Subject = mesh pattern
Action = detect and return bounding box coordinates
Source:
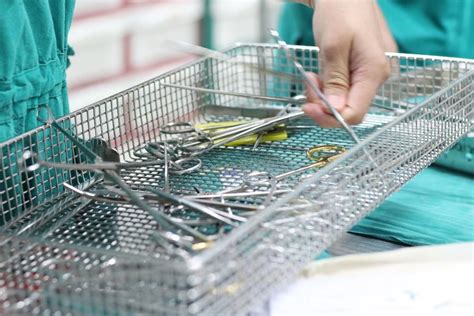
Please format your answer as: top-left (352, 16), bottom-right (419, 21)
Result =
top-left (0, 44), bottom-right (473, 315)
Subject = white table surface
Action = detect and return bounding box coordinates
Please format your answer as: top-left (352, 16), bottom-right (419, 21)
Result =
top-left (270, 242), bottom-right (474, 316)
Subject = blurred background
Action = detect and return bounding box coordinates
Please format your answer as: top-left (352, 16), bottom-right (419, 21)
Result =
top-left (68, 0), bottom-right (282, 111)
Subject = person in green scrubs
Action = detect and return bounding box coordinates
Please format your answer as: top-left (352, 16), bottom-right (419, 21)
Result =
top-left (0, 1), bottom-right (75, 142)
top-left (0, 1), bottom-right (76, 222)
top-left (281, 0), bottom-right (474, 246)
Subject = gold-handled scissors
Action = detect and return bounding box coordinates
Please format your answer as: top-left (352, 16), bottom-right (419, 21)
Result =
top-left (218, 144), bottom-right (346, 198)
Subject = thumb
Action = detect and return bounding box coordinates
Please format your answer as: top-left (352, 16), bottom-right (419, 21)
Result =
top-left (319, 43), bottom-right (351, 113)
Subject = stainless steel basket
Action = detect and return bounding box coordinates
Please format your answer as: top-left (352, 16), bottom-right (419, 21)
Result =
top-left (1, 43), bottom-right (473, 315)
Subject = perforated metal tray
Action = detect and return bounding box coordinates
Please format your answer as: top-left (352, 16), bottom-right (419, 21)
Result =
top-left (1, 44), bottom-right (473, 315)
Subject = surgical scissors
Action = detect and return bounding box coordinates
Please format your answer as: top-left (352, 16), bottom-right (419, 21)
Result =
top-left (62, 183), bottom-right (248, 223)
top-left (275, 144), bottom-right (346, 180)
top-left (26, 106), bottom-right (211, 245)
top-left (158, 110), bottom-right (306, 156)
top-left (169, 145), bottom-right (346, 222)
top-left (253, 95), bottom-right (307, 150)
top-left (23, 135), bottom-right (202, 177)
top-left (23, 147), bottom-right (202, 175)
top-left (219, 144), bottom-right (346, 198)
top-left (131, 142), bottom-right (202, 174)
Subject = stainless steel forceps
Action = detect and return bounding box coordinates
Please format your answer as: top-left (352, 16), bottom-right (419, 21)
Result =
top-left (158, 110), bottom-right (306, 156)
top-left (23, 106), bottom-right (212, 245)
top-left (219, 144), bottom-right (346, 198)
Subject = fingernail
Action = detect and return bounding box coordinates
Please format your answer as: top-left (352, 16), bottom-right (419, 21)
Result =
top-left (326, 95), bottom-right (345, 111)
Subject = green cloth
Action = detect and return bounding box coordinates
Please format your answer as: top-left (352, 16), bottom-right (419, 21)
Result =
top-left (352, 167), bottom-right (474, 245)
top-left (278, 1), bottom-right (474, 58)
top-left (0, 0), bottom-right (75, 142)
top-left (0, 1), bottom-right (75, 223)
top-left (377, 0), bottom-right (474, 59)
top-left (278, 2), bottom-right (474, 246)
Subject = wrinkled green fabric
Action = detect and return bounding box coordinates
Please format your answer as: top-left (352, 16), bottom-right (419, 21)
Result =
top-left (278, 1), bottom-right (474, 58)
top-left (0, 0), bottom-right (75, 224)
top-left (377, 0), bottom-right (474, 59)
top-left (352, 167), bottom-right (474, 245)
top-left (278, 2), bottom-right (474, 245)
top-left (0, 0), bottom-right (75, 141)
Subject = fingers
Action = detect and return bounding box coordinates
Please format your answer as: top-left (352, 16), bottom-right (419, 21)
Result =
top-left (303, 0), bottom-right (393, 128)
top-left (314, 14), bottom-right (351, 113)
top-left (301, 73), bottom-right (328, 126)
top-left (302, 72), bottom-right (343, 127)
top-left (344, 59), bottom-right (390, 125)
top-left (309, 0), bottom-right (356, 124)
top-left (303, 53), bottom-right (389, 127)
top-left (303, 72), bottom-right (323, 103)
top-left (341, 82), bottom-right (378, 125)
top-left (303, 102), bottom-right (340, 128)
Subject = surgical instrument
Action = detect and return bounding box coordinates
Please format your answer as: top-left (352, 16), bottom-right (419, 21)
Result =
top-left (221, 144), bottom-right (346, 197)
top-left (274, 144), bottom-right (346, 180)
top-left (269, 29), bottom-right (362, 146)
top-left (161, 82), bottom-right (308, 105)
top-left (62, 183), bottom-right (250, 223)
top-left (160, 121), bottom-right (287, 152)
top-left (170, 40), bottom-right (303, 82)
top-left (23, 148), bottom-right (202, 175)
top-left (151, 231), bottom-right (212, 253)
top-left (185, 189), bottom-right (292, 200)
top-left (253, 95), bottom-right (307, 150)
top-left (269, 30), bottom-right (382, 172)
top-left (31, 106), bottom-right (211, 243)
top-left (163, 141), bottom-right (170, 192)
top-left (145, 187), bottom-right (242, 226)
top-left (161, 111), bottom-right (306, 156)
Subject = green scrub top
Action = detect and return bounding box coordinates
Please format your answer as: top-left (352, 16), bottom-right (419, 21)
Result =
top-left (0, 1), bottom-right (75, 223)
top-left (278, 1), bottom-right (474, 58)
top-left (278, 1), bottom-right (474, 246)
top-left (0, 0), bottom-right (75, 142)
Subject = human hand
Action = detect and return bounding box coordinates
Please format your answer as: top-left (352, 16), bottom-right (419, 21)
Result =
top-left (302, 0), bottom-right (397, 127)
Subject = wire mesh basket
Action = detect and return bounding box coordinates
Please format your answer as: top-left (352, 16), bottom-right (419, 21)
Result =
top-left (1, 43), bottom-right (473, 315)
